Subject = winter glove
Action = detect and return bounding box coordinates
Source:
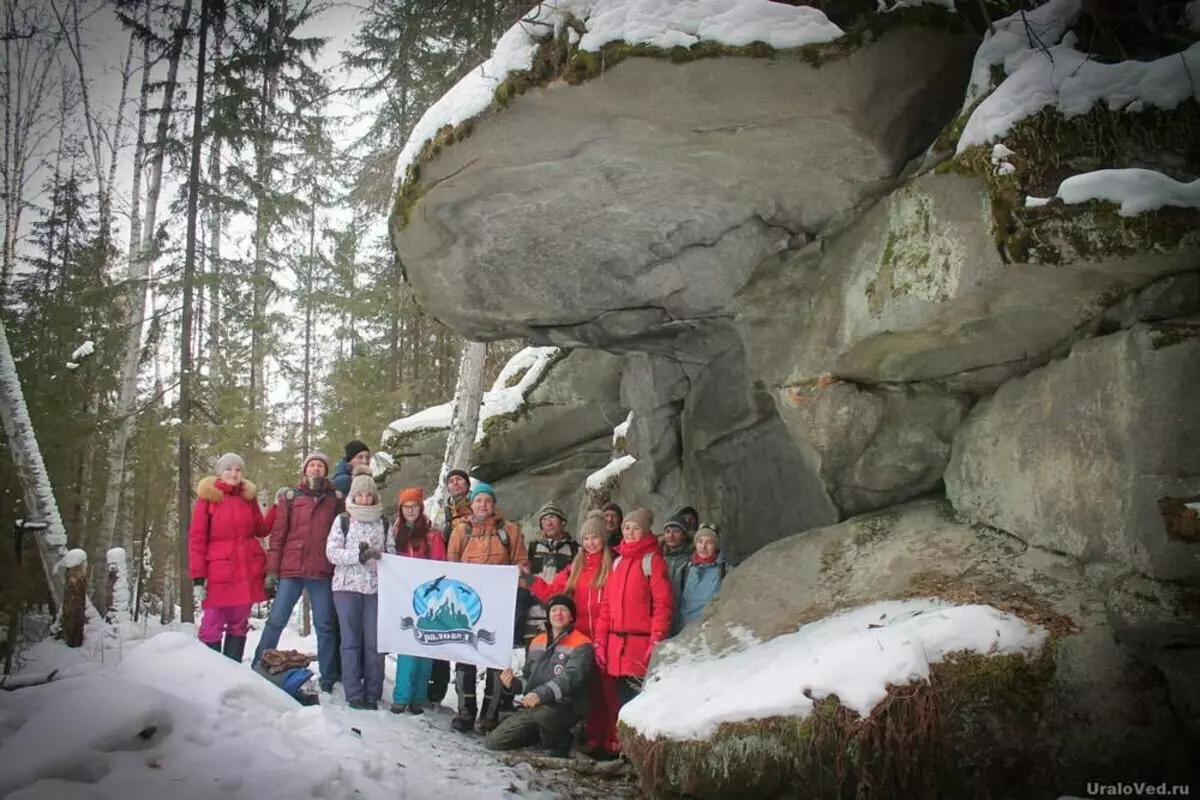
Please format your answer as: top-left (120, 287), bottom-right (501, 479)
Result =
top-left (358, 541), bottom-right (381, 563)
top-left (193, 578), bottom-right (206, 604)
top-left (265, 572), bottom-right (279, 598)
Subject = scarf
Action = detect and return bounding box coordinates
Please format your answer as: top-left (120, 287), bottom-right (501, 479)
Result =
top-left (346, 498), bottom-right (383, 524)
top-left (691, 551), bottom-right (718, 565)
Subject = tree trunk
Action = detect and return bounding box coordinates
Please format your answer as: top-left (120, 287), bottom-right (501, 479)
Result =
top-left (0, 316), bottom-right (70, 610)
top-left (301, 201), bottom-right (314, 453)
top-left (177, 0), bottom-right (211, 624)
top-left (59, 551), bottom-right (88, 648)
top-left (96, 0), bottom-right (194, 588)
top-left (433, 341), bottom-right (487, 509)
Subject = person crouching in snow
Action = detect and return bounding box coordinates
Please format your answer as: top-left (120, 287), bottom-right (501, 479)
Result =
top-left (485, 595), bottom-right (593, 758)
top-left (526, 510), bottom-right (619, 760)
top-left (672, 524), bottom-right (729, 635)
top-left (390, 487), bottom-right (445, 715)
top-left (325, 474), bottom-right (389, 710)
top-left (188, 452), bottom-right (269, 663)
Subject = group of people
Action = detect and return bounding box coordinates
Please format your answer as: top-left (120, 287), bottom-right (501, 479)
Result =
top-left (186, 439), bottom-right (730, 761)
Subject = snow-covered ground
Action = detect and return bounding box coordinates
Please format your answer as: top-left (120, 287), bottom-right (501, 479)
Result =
top-left (0, 618), bottom-right (579, 799)
top-left (621, 599), bottom-right (1048, 741)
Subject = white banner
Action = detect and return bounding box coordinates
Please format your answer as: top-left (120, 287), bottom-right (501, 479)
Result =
top-left (376, 554), bottom-right (518, 670)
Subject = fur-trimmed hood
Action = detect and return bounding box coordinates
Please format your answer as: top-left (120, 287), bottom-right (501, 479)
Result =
top-left (197, 475), bottom-right (258, 503)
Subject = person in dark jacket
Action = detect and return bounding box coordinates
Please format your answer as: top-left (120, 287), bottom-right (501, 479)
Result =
top-left (660, 515), bottom-right (693, 591)
top-left (188, 453), bottom-right (269, 663)
top-left (675, 506), bottom-right (700, 535)
top-left (331, 440), bottom-right (371, 496)
top-left (523, 501), bottom-right (579, 647)
top-left (601, 502), bottom-right (624, 550)
top-left (672, 524), bottom-right (729, 634)
top-left (252, 451), bottom-right (345, 691)
top-left (485, 594), bottom-right (594, 757)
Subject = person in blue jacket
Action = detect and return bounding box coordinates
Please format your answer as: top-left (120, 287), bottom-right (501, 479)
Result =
top-left (672, 524), bottom-right (729, 634)
top-left (332, 440), bottom-right (371, 495)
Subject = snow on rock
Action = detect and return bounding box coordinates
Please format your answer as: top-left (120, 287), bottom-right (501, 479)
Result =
top-left (1052, 168), bottom-right (1200, 215)
top-left (586, 454), bottom-right (637, 490)
top-left (612, 411), bottom-right (632, 448)
top-left (959, 9), bottom-right (1200, 153)
top-left (383, 346), bottom-right (562, 445)
top-left (620, 598), bottom-right (1047, 741)
top-left (64, 362), bottom-right (79, 370)
top-left (879, 0), bottom-right (956, 10)
top-left (69, 341), bottom-right (95, 361)
top-left (394, 0), bottom-right (845, 185)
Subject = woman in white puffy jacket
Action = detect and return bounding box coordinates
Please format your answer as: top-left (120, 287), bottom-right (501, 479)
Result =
top-left (325, 472), bottom-right (389, 710)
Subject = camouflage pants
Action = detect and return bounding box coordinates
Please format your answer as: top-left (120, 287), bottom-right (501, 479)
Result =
top-left (483, 703), bottom-right (579, 752)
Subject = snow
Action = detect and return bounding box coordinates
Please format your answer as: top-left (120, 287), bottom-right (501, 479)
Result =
top-left (383, 346), bottom-right (562, 446)
top-left (620, 598), bottom-right (1048, 741)
top-left (959, 6), bottom-right (1200, 153)
top-left (1025, 195), bottom-right (1052, 207)
top-left (64, 362), bottom-right (79, 370)
top-left (59, 548), bottom-right (87, 569)
top-left (586, 454), bottom-right (637, 490)
top-left (106, 548), bottom-right (132, 624)
top-left (1051, 168), bottom-right (1200, 215)
top-left (878, 0), bottom-right (955, 10)
top-left (394, 0), bottom-right (845, 185)
top-left (70, 340), bottom-right (95, 361)
top-left (612, 411), bottom-right (632, 447)
top-left (960, 0), bottom-right (1080, 112)
top-left (0, 621), bottom-right (561, 799)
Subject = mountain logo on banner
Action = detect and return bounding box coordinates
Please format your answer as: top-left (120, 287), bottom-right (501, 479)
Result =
top-left (400, 576), bottom-right (497, 648)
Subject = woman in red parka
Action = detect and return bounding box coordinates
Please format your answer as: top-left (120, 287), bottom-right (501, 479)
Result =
top-left (593, 507), bottom-right (674, 752)
top-left (528, 510), bottom-right (618, 758)
top-left (188, 452), bottom-right (269, 663)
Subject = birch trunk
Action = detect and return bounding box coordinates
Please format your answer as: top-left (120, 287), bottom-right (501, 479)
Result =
top-left (0, 316), bottom-right (70, 610)
top-left (432, 341), bottom-right (487, 509)
top-left (95, 0), bottom-right (194, 588)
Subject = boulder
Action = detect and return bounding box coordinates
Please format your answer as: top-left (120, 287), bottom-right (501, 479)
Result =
top-left (494, 436), bottom-right (614, 538)
top-left (946, 320), bottom-right (1200, 581)
top-left (623, 500), bottom-right (1194, 797)
top-left (396, 27), bottom-right (977, 345)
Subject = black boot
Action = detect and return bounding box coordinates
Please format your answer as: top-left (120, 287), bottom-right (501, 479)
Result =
top-left (204, 640), bottom-right (221, 652)
top-left (222, 635), bottom-right (247, 663)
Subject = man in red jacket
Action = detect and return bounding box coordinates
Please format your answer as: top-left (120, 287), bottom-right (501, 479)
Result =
top-left (251, 452), bottom-right (345, 692)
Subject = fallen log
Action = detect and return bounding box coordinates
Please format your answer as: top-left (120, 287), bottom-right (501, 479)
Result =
top-left (499, 753), bottom-right (631, 777)
top-left (0, 668), bottom-right (59, 691)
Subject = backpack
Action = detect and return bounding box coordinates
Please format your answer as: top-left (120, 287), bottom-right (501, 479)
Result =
top-left (338, 512), bottom-right (390, 541)
top-left (676, 560), bottom-right (729, 594)
top-left (612, 551), bottom-right (655, 580)
top-left (456, 516), bottom-right (509, 547)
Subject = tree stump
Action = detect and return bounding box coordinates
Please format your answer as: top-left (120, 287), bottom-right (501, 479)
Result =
top-left (59, 554), bottom-right (89, 648)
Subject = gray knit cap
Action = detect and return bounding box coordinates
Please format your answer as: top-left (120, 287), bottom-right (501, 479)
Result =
top-left (537, 501), bottom-right (567, 524)
top-left (300, 451), bottom-right (332, 474)
top-left (214, 453), bottom-right (245, 473)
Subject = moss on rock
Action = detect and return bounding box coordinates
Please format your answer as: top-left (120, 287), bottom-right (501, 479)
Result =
top-left (938, 101), bottom-right (1200, 265)
top-left (620, 638), bottom-right (1059, 799)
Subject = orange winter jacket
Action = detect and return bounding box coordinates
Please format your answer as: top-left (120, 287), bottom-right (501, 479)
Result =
top-left (447, 513), bottom-right (531, 570)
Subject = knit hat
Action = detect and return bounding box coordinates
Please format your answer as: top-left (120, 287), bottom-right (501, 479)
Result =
top-left (625, 508), bottom-right (653, 533)
top-left (537, 501), bottom-right (567, 524)
top-left (349, 474), bottom-right (378, 502)
top-left (547, 594), bottom-right (576, 621)
top-left (695, 524), bottom-right (720, 546)
top-left (398, 487), bottom-right (424, 506)
top-left (446, 469), bottom-right (471, 487)
top-left (300, 451), bottom-right (332, 474)
top-left (601, 502), bottom-right (623, 518)
top-left (580, 510), bottom-right (607, 541)
top-left (344, 440), bottom-right (370, 461)
top-left (663, 514), bottom-right (689, 534)
top-left (469, 482), bottom-right (496, 502)
top-left (214, 452), bottom-right (245, 473)
top-left (676, 506), bottom-right (699, 519)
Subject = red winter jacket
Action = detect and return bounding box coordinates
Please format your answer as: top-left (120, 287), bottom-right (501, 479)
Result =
top-left (392, 516), bottom-right (446, 561)
top-left (531, 550), bottom-right (606, 640)
top-left (593, 536), bottom-right (674, 678)
top-left (188, 477), bottom-right (269, 609)
top-left (266, 481), bottom-right (344, 579)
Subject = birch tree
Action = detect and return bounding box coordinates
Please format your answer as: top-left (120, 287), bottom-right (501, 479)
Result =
top-left (96, 0), bottom-right (194, 599)
top-left (432, 341), bottom-right (486, 509)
